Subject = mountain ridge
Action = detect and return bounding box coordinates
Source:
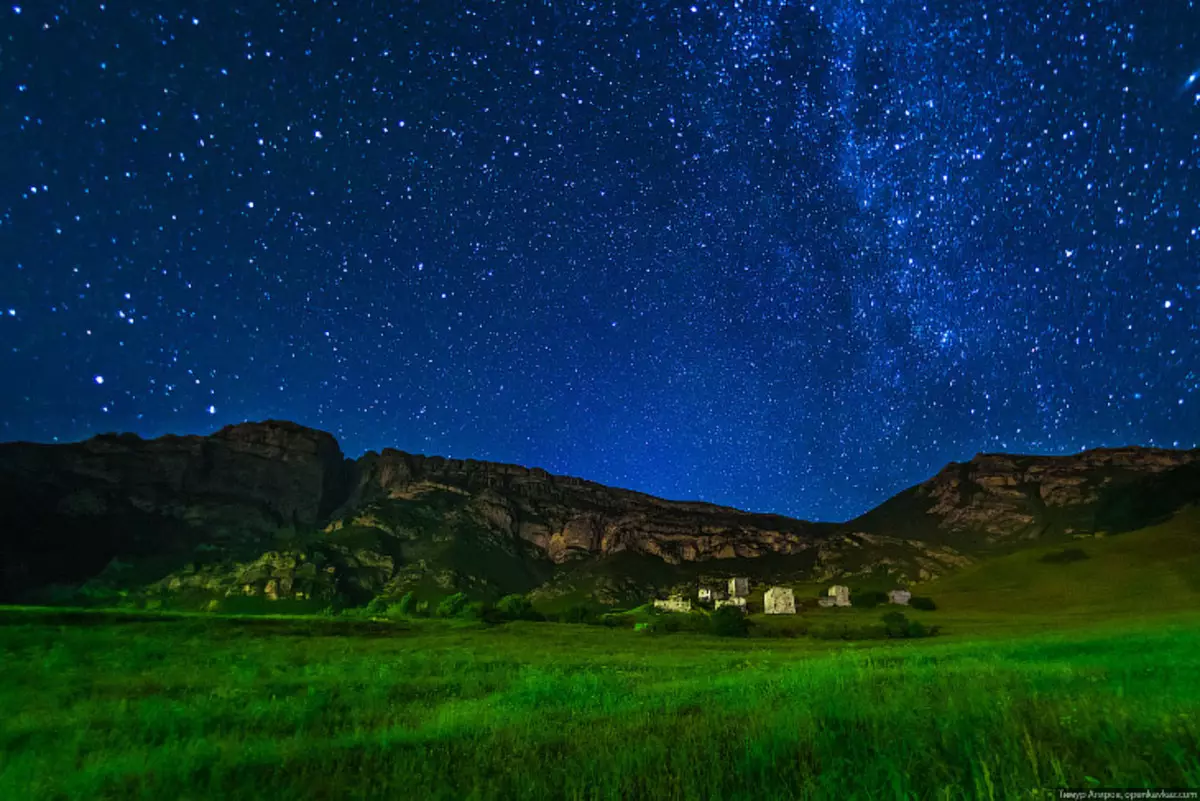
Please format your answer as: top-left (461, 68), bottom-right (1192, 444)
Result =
top-left (1, 420), bottom-right (1196, 608)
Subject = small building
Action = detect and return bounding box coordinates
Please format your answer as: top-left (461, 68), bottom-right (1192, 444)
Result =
top-left (828, 585), bottom-right (851, 607)
top-left (698, 587), bottom-right (713, 602)
top-left (728, 577), bottom-right (749, 599)
top-left (764, 586), bottom-right (796, 615)
top-left (653, 595), bottom-right (692, 613)
top-left (715, 597), bottom-right (747, 611)
top-left (888, 589), bottom-right (911, 606)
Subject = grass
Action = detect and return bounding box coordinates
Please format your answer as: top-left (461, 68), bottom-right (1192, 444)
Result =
top-left (1, 606), bottom-right (1198, 800)
top-left (3, 510), bottom-right (1199, 799)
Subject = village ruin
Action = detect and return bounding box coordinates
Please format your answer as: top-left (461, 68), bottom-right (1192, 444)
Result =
top-left (818, 584), bottom-right (851, 608)
top-left (763, 586), bottom-right (796, 615)
top-left (652, 595), bottom-right (692, 613)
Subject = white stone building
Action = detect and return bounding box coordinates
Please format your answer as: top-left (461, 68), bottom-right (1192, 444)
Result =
top-left (764, 586), bottom-right (796, 615)
top-left (728, 577), bottom-right (749, 599)
top-left (827, 585), bottom-right (851, 607)
top-left (653, 595), bottom-right (692, 613)
top-left (888, 589), bottom-right (912, 606)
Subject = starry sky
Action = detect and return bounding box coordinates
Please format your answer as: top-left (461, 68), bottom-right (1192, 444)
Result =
top-left (2, 1), bottom-right (1198, 522)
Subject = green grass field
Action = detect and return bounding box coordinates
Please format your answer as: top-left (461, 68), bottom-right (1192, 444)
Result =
top-left (2, 513), bottom-right (1199, 800)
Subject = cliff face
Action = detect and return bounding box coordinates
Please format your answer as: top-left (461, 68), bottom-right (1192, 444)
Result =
top-left (854, 447), bottom-right (1200, 547)
top-left (1, 421), bottom-right (1195, 606)
top-left (346, 448), bottom-right (826, 565)
top-left (0, 421), bottom-right (351, 599)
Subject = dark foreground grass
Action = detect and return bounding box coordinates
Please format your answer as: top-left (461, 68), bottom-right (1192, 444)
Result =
top-left (2, 608), bottom-right (1198, 800)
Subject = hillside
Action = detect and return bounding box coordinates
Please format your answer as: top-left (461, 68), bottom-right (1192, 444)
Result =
top-left (1, 420), bottom-right (1197, 610)
top-left (912, 506), bottom-right (1200, 618)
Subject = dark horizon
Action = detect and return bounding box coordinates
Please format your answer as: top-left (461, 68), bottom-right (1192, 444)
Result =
top-left (4, 416), bottom-right (1197, 525)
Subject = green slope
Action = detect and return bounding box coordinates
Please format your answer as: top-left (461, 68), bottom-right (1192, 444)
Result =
top-left (912, 505), bottom-right (1200, 617)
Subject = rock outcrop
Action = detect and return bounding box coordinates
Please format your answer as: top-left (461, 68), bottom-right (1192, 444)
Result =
top-left (343, 447), bottom-right (829, 566)
top-left (852, 447), bottom-right (1200, 548)
top-left (0, 421), bottom-right (351, 599)
top-left (1, 422), bottom-right (1196, 606)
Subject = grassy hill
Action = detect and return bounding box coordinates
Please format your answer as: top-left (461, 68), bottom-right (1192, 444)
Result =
top-left (913, 506), bottom-right (1200, 618)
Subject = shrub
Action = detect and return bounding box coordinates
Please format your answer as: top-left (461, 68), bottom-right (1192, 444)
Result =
top-left (364, 597), bottom-right (389, 617)
top-left (879, 611), bottom-right (939, 638)
top-left (809, 622), bottom-right (886, 641)
top-left (561, 603), bottom-right (595, 624)
top-left (882, 611), bottom-right (911, 638)
top-left (909, 596), bottom-right (937, 611)
top-left (1039, 548), bottom-right (1089, 564)
top-left (436, 593), bottom-right (469, 618)
top-left (710, 605), bottom-right (750, 638)
top-left (397, 592), bottom-right (417, 616)
top-left (854, 590), bottom-right (888, 609)
top-left (458, 601), bottom-right (498, 622)
top-left (496, 594), bottom-right (537, 621)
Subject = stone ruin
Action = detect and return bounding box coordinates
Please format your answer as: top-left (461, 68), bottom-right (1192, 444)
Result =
top-left (827, 584), bottom-right (851, 607)
top-left (653, 595), bottom-right (692, 613)
top-left (763, 586), bottom-right (796, 615)
top-left (714, 597), bottom-right (746, 611)
top-left (728, 577), bottom-right (749, 599)
top-left (888, 589), bottom-right (912, 606)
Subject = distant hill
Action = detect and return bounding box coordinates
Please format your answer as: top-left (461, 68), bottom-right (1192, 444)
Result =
top-left (1, 421), bottom-right (1196, 610)
top-left (850, 447), bottom-right (1200, 548)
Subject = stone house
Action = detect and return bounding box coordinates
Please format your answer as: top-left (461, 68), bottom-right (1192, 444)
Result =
top-left (653, 595), bottom-right (692, 613)
top-left (764, 586), bottom-right (796, 615)
top-left (888, 589), bottom-right (911, 605)
top-left (827, 585), bottom-right (851, 607)
top-left (698, 587), bottom-right (713, 602)
top-left (728, 577), bottom-right (749, 599)
top-left (714, 597), bottom-right (747, 611)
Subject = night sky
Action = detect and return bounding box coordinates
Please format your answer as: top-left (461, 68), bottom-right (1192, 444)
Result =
top-left (2, 2), bottom-right (1198, 522)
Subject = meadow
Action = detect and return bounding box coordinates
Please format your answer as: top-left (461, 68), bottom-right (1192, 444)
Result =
top-left (2, 604), bottom-right (1198, 801)
top-left (4, 514), bottom-right (1200, 799)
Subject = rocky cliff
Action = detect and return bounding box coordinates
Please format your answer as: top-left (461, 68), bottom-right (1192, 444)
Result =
top-left (0, 421), bottom-right (351, 600)
top-left (1, 422), bottom-right (1195, 607)
top-left (852, 447), bottom-right (1200, 547)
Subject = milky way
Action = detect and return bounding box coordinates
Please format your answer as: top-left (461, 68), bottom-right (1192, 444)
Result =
top-left (2, 1), bottom-right (1198, 521)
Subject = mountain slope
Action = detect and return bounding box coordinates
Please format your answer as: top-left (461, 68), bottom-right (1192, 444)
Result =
top-left (912, 505), bottom-right (1200, 617)
top-left (850, 447), bottom-right (1200, 548)
top-left (1, 421), bottom-right (1196, 609)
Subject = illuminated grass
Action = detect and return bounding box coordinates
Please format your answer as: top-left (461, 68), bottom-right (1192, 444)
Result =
top-left (1, 608), bottom-right (1198, 800)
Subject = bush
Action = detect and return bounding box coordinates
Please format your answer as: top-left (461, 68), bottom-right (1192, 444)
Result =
top-left (909, 596), bottom-right (937, 611)
top-left (364, 597), bottom-right (390, 617)
top-left (882, 611), bottom-right (911, 638)
top-left (880, 611), bottom-right (938, 638)
top-left (436, 592), bottom-right (469, 618)
top-left (496, 594), bottom-right (538, 621)
top-left (561, 603), bottom-right (596, 624)
top-left (1039, 548), bottom-right (1089, 564)
top-left (710, 605), bottom-right (750, 638)
top-left (809, 623), bottom-right (887, 641)
top-left (854, 590), bottom-right (888, 609)
top-left (458, 601), bottom-right (499, 623)
top-left (397, 592), bottom-right (417, 616)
